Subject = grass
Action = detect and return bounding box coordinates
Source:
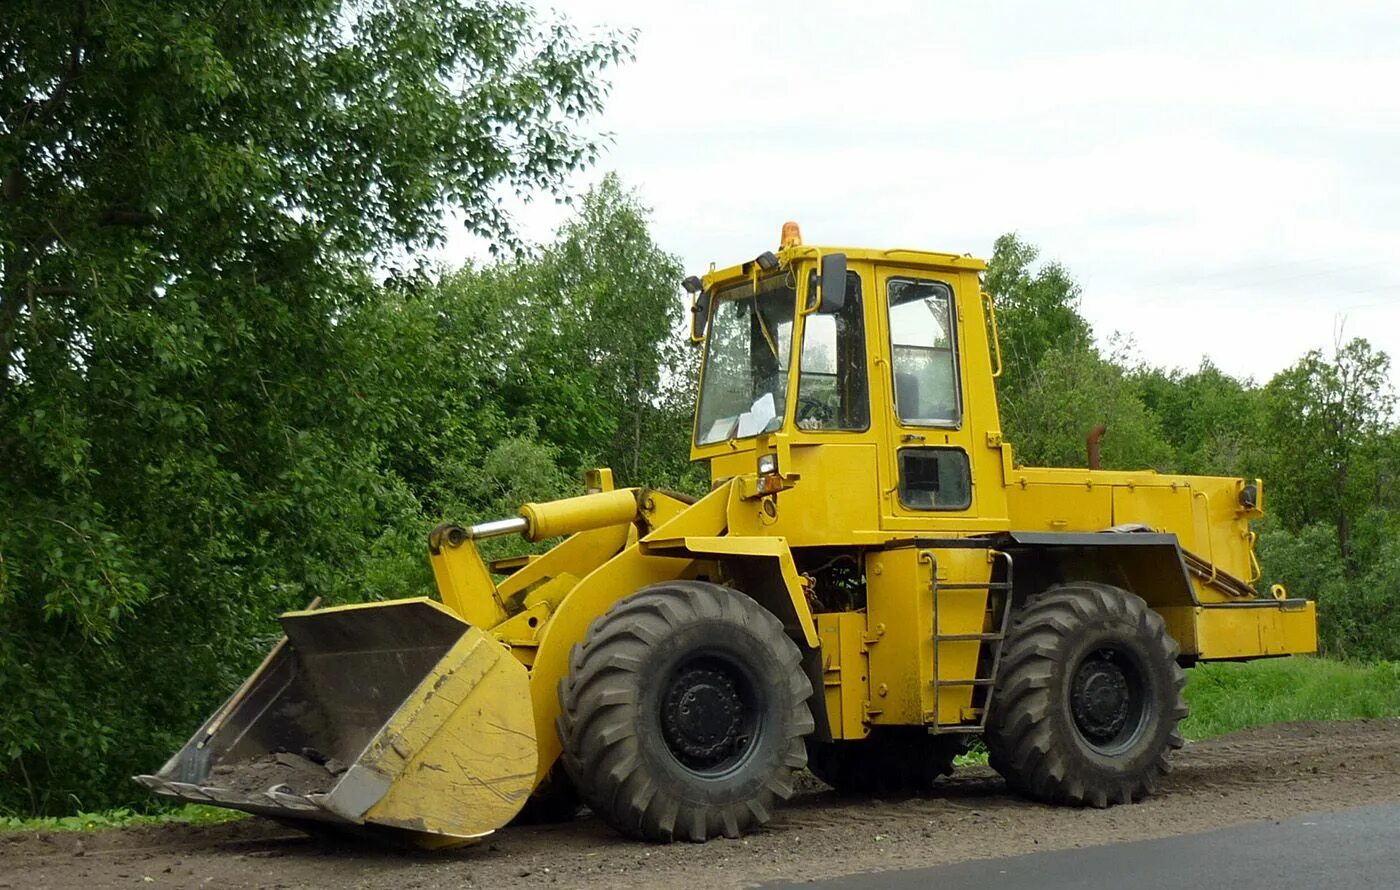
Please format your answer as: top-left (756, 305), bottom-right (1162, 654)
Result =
top-left (1180, 655), bottom-right (1400, 741)
top-left (0, 803), bottom-right (245, 834)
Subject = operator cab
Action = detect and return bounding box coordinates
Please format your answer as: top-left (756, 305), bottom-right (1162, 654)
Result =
top-left (690, 225), bottom-right (972, 452)
top-left (686, 223), bottom-right (1002, 542)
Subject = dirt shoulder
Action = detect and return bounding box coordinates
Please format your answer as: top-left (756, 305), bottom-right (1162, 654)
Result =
top-left (4, 718), bottom-right (1398, 890)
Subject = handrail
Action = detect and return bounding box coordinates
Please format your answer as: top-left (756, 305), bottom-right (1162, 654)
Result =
top-left (1191, 489), bottom-right (1219, 584)
top-left (1246, 530), bottom-right (1262, 583)
top-left (922, 551), bottom-right (939, 710)
top-left (983, 291), bottom-right (1004, 379)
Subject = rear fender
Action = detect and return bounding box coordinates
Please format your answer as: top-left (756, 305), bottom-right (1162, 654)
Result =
top-left (1005, 532), bottom-right (1196, 609)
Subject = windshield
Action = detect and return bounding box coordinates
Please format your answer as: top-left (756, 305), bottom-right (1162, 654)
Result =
top-left (695, 274), bottom-right (796, 445)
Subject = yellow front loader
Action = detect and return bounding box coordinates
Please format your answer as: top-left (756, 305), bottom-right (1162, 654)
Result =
top-left (139, 225), bottom-right (1316, 846)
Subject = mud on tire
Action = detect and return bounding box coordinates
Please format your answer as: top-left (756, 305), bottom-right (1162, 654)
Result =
top-left (557, 581), bottom-right (814, 842)
top-left (984, 581), bottom-right (1188, 808)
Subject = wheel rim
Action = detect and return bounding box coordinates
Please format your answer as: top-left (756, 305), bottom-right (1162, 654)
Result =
top-left (1070, 645), bottom-right (1149, 755)
top-left (659, 654), bottom-right (762, 776)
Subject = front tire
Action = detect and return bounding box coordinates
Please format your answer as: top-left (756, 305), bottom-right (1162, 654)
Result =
top-left (557, 581), bottom-right (814, 842)
top-left (984, 582), bottom-right (1187, 807)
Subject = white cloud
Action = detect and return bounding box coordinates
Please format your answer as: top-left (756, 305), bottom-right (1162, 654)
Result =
top-left (444, 1), bottom-right (1400, 386)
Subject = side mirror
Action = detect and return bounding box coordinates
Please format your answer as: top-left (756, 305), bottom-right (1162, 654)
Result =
top-left (690, 290), bottom-right (712, 340)
top-left (819, 252), bottom-right (847, 314)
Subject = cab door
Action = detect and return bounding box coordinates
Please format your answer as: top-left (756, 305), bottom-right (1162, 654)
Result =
top-left (873, 266), bottom-right (997, 533)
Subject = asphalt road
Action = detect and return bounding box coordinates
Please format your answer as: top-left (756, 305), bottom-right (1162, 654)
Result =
top-left (765, 802), bottom-right (1400, 890)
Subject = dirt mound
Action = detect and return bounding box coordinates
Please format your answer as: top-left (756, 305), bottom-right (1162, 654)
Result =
top-left (208, 750), bottom-right (345, 796)
top-left (4, 718), bottom-right (1398, 890)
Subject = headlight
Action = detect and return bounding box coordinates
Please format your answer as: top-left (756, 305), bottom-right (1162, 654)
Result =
top-left (757, 453), bottom-right (779, 476)
top-left (1239, 480), bottom-right (1259, 510)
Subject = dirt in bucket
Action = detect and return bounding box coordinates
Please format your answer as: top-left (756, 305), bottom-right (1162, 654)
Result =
top-left (209, 749), bottom-right (348, 796)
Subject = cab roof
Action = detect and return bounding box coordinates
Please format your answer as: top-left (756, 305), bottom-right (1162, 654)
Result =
top-left (701, 244), bottom-right (987, 292)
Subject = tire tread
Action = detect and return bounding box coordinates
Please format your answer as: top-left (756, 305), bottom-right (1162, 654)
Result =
top-left (558, 580), bottom-right (811, 842)
top-left (985, 581), bottom-right (1187, 807)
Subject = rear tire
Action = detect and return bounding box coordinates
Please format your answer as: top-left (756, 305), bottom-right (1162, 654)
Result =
top-left (984, 582), bottom-right (1187, 807)
top-left (807, 728), bottom-right (965, 795)
top-left (557, 581), bottom-right (814, 842)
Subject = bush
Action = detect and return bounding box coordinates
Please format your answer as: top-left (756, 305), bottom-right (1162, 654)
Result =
top-left (1259, 522), bottom-right (1400, 661)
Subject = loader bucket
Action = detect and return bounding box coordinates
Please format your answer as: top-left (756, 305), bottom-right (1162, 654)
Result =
top-left (135, 598), bottom-right (536, 847)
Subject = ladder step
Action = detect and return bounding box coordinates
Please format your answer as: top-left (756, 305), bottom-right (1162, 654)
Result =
top-left (935, 632), bottom-right (1004, 642)
top-left (935, 678), bottom-right (995, 687)
top-left (936, 582), bottom-right (1012, 591)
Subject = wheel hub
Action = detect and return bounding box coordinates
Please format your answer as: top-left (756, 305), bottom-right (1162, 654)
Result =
top-left (1071, 653), bottom-right (1131, 744)
top-left (661, 666), bottom-right (746, 770)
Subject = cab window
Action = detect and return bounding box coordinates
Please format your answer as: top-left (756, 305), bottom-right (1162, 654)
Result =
top-left (897, 447), bottom-right (972, 510)
top-left (887, 278), bottom-right (960, 426)
top-left (796, 271), bottom-right (869, 432)
top-left (695, 275), bottom-right (796, 445)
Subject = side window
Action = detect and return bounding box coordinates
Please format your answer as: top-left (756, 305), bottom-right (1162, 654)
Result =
top-left (898, 448), bottom-right (972, 510)
top-left (887, 278), bottom-right (960, 426)
top-left (796, 271), bottom-right (869, 431)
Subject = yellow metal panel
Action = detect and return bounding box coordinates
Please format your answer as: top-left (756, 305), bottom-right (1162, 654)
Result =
top-left (1195, 602), bottom-right (1318, 659)
top-left (496, 524), bottom-right (628, 602)
top-left (1004, 476), bottom-right (1114, 531)
top-left (490, 600), bottom-right (554, 668)
top-left (864, 547), bottom-right (994, 729)
top-left (1111, 484), bottom-right (1194, 537)
top-left (427, 533), bottom-right (508, 628)
top-left (640, 479), bottom-right (732, 549)
top-left (1184, 477), bottom-right (1257, 587)
top-left (758, 443), bottom-right (883, 545)
top-left (864, 549), bottom-right (931, 726)
top-left (638, 488), bottom-right (699, 531)
top-left (526, 544), bottom-right (701, 784)
top-left (519, 572), bottom-right (579, 613)
top-left (816, 611), bottom-right (871, 740)
top-left (360, 624), bottom-right (536, 841)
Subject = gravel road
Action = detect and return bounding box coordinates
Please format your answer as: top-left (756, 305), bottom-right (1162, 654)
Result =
top-left (4, 718), bottom-right (1398, 890)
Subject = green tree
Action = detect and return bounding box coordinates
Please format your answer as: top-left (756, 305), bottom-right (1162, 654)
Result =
top-left (0, 1), bottom-right (629, 814)
top-left (985, 234), bottom-right (1170, 471)
top-left (545, 174), bottom-right (689, 485)
top-left (1004, 345), bottom-right (1174, 471)
top-left (432, 174), bottom-right (691, 489)
top-left (984, 232), bottom-right (1094, 401)
top-left (1132, 359), bottom-right (1262, 477)
top-left (1256, 339), bottom-right (1395, 565)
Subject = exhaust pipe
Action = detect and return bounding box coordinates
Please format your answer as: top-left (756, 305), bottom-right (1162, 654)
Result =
top-left (1087, 424), bottom-right (1107, 470)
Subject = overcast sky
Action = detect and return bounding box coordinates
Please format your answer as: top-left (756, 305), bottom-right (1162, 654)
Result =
top-left (445, 1), bottom-right (1400, 386)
